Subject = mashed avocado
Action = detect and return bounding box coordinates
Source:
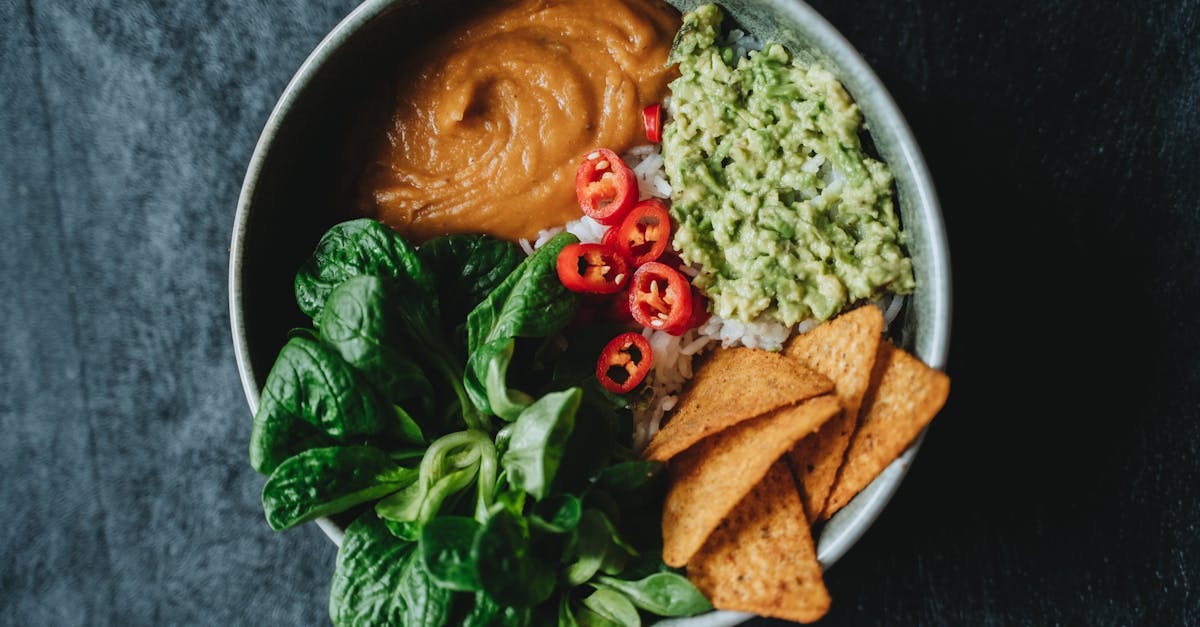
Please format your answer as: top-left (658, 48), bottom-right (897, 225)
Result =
top-left (663, 4), bottom-right (915, 326)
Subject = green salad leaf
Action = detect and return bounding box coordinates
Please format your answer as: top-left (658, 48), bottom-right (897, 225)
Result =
top-left (249, 336), bottom-right (406, 474)
top-left (317, 275), bottom-right (434, 413)
top-left (254, 218), bottom-right (710, 627)
top-left (262, 445), bottom-right (417, 531)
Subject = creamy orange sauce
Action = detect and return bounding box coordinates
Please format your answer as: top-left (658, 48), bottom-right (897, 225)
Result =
top-left (359, 0), bottom-right (680, 243)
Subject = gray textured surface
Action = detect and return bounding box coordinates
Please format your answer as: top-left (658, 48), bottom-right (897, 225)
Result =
top-left (3, 0), bottom-right (1198, 626)
top-left (1, 1), bottom-right (350, 624)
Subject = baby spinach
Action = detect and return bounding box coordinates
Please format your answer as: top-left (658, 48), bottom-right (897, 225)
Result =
top-left (262, 445), bottom-right (417, 531)
top-left (595, 573), bottom-right (712, 617)
top-left (294, 218), bottom-right (436, 322)
top-left (473, 507), bottom-right (556, 609)
top-left (592, 461), bottom-right (664, 497)
top-left (254, 220), bottom-right (714, 626)
top-left (419, 516), bottom-right (483, 592)
top-left (468, 338), bottom-right (535, 422)
top-left (530, 493), bottom-right (582, 535)
top-left (550, 392), bottom-right (621, 496)
top-left (250, 336), bottom-right (406, 474)
top-left (461, 592), bottom-right (529, 627)
top-left (418, 233), bottom-right (525, 339)
top-left (581, 587), bottom-right (641, 627)
top-left (464, 232), bottom-right (578, 417)
top-left (330, 513), bottom-right (423, 625)
top-left (501, 388), bottom-right (581, 501)
top-left (317, 275), bottom-right (433, 413)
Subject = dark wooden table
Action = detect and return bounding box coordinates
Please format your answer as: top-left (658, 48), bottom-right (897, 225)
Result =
top-left (3, 0), bottom-right (1196, 624)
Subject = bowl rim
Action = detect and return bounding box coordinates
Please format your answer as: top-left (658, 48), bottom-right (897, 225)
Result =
top-left (228, 0), bottom-right (950, 623)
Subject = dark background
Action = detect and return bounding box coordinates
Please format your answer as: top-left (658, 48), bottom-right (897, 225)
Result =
top-left (2, 0), bottom-right (1196, 625)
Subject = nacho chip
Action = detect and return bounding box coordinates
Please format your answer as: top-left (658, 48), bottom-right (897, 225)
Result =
top-left (783, 305), bottom-right (884, 520)
top-left (661, 394), bottom-right (840, 567)
top-left (643, 347), bottom-right (833, 462)
top-left (822, 342), bottom-right (950, 518)
top-left (687, 461), bottom-right (830, 623)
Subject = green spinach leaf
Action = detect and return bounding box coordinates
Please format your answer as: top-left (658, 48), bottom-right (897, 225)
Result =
top-left (464, 232), bottom-right (578, 417)
top-left (551, 391), bottom-right (620, 496)
top-left (501, 388), bottom-right (582, 501)
top-left (596, 573), bottom-right (712, 617)
top-left (250, 336), bottom-right (399, 474)
top-left (420, 516), bottom-right (483, 592)
top-left (581, 587), bottom-right (641, 627)
top-left (473, 507), bottom-right (556, 608)
top-left (294, 219), bottom-right (436, 322)
top-left (317, 275), bottom-right (433, 413)
top-left (462, 592), bottom-right (529, 627)
top-left (418, 233), bottom-right (525, 338)
top-left (563, 508), bottom-right (640, 586)
top-left (465, 338), bottom-right (535, 423)
top-left (262, 445), bottom-right (417, 531)
top-left (531, 493), bottom-right (582, 534)
top-left (330, 512), bottom-right (458, 627)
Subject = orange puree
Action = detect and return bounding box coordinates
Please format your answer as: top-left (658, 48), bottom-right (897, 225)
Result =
top-left (359, 0), bottom-right (680, 243)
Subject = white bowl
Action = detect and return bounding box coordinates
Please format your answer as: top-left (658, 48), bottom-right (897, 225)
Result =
top-left (229, 1), bottom-right (951, 623)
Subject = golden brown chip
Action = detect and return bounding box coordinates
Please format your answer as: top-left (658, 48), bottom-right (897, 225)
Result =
top-left (660, 395), bottom-right (840, 567)
top-left (782, 305), bottom-right (884, 520)
top-left (687, 460), bottom-right (831, 624)
top-left (643, 347), bottom-right (833, 463)
top-left (822, 342), bottom-right (950, 518)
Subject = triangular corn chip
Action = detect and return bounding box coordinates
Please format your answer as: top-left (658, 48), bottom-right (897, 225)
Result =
top-left (783, 305), bottom-right (884, 520)
top-left (687, 460), bottom-right (831, 623)
top-left (822, 342), bottom-right (950, 518)
top-left (644, 347), bottom-right (833, 462)
top-left (661, 395), bottom-right (840, 567)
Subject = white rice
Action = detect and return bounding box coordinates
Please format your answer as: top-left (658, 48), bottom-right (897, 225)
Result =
top-left (519, 143), bottom-right (906, 451)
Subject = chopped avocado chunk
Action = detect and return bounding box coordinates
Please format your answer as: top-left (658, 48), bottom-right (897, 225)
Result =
top-left (663, 3), bottom-right (915, 326)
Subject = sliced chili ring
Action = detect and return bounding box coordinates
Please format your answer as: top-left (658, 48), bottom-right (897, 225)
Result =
top-left (575, 149), bottom-right (638, 225)
top-left (686, 288), bottom-right (710, 329)
top-left (556, 242), bottom-right (631, 295)
top-left (596, 332), bottom-right (653, 394)
top-left (629, 261), bottom-right (693, 335)
top-left (642, 103), bottom-right (663, 143)
top-left (614, 199), bottom-right (671, 266)
top-left (601, 224), bottom-right (622, 250)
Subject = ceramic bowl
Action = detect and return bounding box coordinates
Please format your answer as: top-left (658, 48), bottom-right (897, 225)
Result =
top-left (229, 1), bottom-right (951, 624)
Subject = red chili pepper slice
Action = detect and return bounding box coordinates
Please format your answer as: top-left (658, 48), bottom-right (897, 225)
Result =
top-left (596, 332), bottom-right (653, 394)
top-left (575, 149), bottom-right (638, 225)
top-left (556, 242), bottom-right (631, 295)
top-left (642, 103), bottom-right (662, 143)
top-left (601, 224), bottom-right (622, 250)
top-left (687, 288), bottom-right (710, 329)
top-left (613, 199), bottom-right (671, 267)
top-left (628, 261), bottom-right (693, 335)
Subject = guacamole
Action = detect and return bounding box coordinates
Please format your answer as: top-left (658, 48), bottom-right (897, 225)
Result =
top-left (663, 4), bottom-right (915, 326)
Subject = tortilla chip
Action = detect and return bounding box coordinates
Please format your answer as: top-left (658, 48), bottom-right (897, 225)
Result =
top-left (643, 347), bottom-right (833, 462)
top-left (687, 461), bottom-right (830, 623)
top-left (783, 305), bottom-right (884, 520)
top-left (822, 342), bottom-right (950, 518)
top-left (661, 395), bottom-right (840, 567)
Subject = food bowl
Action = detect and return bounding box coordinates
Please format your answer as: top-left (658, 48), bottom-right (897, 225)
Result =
top-left (229, 0), bottom-right (950, 623)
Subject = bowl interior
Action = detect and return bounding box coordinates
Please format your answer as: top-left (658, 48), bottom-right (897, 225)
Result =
top-left (230, 0), bottom-right (950, 623)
